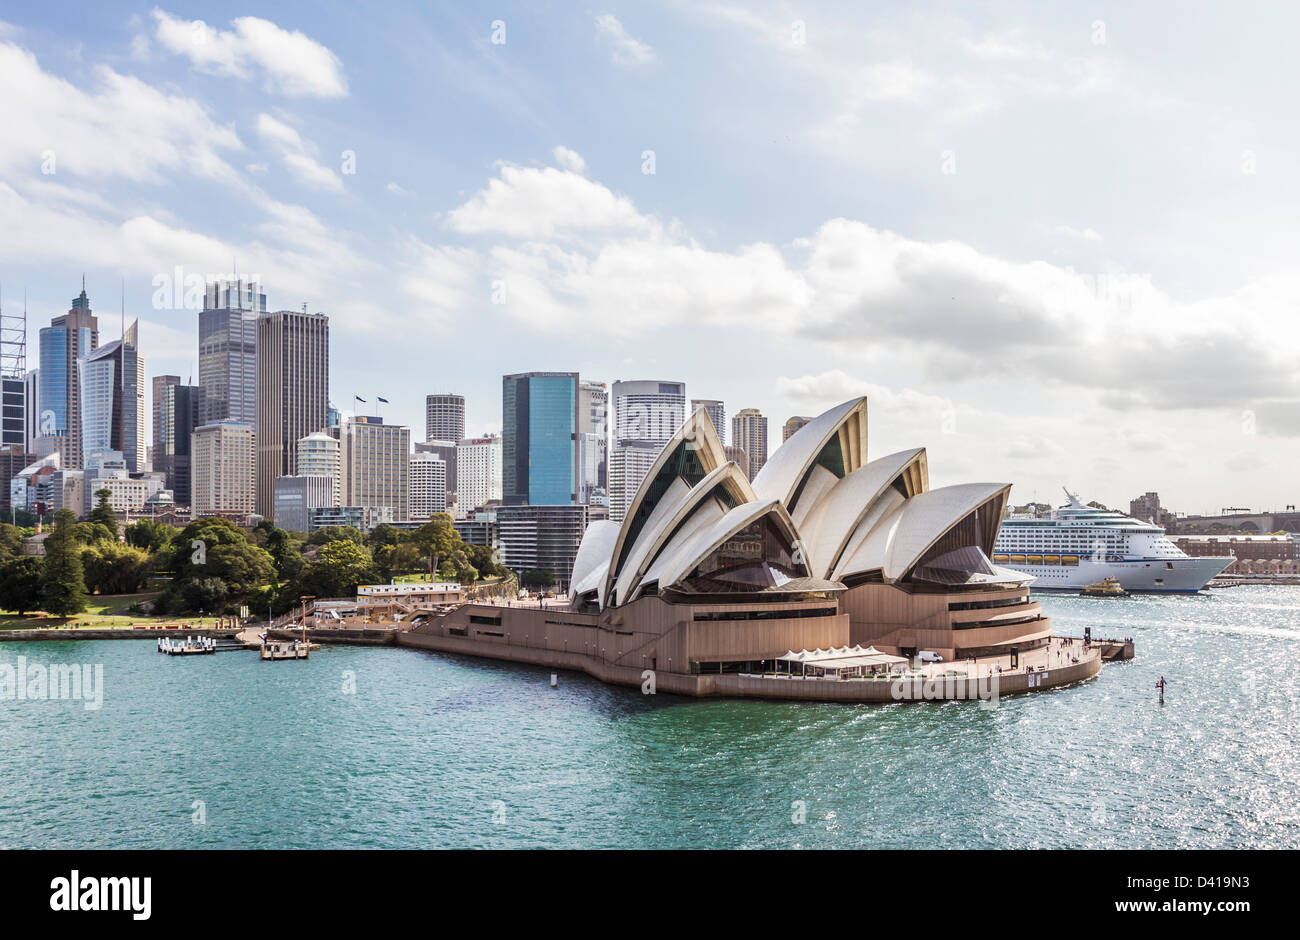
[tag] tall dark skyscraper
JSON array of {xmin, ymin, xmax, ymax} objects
[
  {"xmin": 198, "ymin": 278, "xmax": 264, "ymax": 426},
  {"xmin": 39, "ymin": 282, "xmax": 99, "ymax": 468},
  {"xmin": 502, "ymin": 372, "xmax": 579, "ymax": 506},
  {"xmin": 0, "ymin": 289, "xmax": 26, "ymax": 451},
  {"xmin": 255, "ymin": 309, "xmax": 329, "ymax": 518},
  {"xmin": 154, "ymin": 381, "xmax": 202, "ymax": 507}
]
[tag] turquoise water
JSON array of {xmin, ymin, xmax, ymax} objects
[{"xmin": 1, "ymin": 586, "xmax": 1297, "ymax": 849}]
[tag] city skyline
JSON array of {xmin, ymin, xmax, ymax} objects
[{"xmin": 3, "ymin": 4, "xmax": 1300, "ymax": 515}]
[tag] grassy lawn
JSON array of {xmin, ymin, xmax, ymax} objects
[{"xmin": 0, "ymin": 592, "xmax": 226, "ymax": 631}]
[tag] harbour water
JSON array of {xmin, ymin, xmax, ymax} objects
[{"xmin": 1, "ymin": 586, "xmax": 1297, "ymax": 849}]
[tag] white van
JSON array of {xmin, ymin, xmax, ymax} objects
[{"xmin": 917, "ymin": 651, "xmax": 944, "ymax": 663}]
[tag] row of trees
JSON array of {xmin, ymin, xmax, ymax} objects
[{"xmin": 0, "ymin": 494, "xmax": 509, "ymax": 618}]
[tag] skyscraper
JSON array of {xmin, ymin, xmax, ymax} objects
[
  {"xmin": 79, "ymin": 319, "xmax": 144, "ymax": 472},
  {"xmin": 578, "ymin": 380, "xmax": 608, "ymax": 506},
  {"xmin": 502, "ymin": 372, "xmax": 579, "ymax": 506},
  {"xmin": 154, "ymin": 382, "xmax": 201, "ymax": 507},
  {"xmin": 191, "ymin": 422, "xmax": 256, "ymax": 515},
  {"xmin": 691, "ymin": 399, "xmax": 726, "ymax": 446},
  {"xmin": 255, "ymin": 309, "xmax": 329, "ymax": 518},
  {"xmin": 39, "ymin": 283, "xmax": 98, "ymax": 468},
  {"xmin": 612, "ymin": 380, "xmax": 686, "ymax": 446},
  {"xmin": 199, "ymin": 278, "xmax": 264, "ymax": 426},
  {"xmin": 334, "ymin": 416, "xmax": 409, "ymax": 520},
  {"xmin": 296, "ymin": 431, "xmax": 341, "ymax": 506},
  {"xmin": 607, "ymin": 442, "xmax": 659, "ymax": 522},
  {"xmin": 1, "ymin": 289, "xmax": 27, "ymax": 450},
  {"xmin": 425, "ymin": 393, "xmax": 465, "ymax": 443},
  {"xmin": 732, "ymin": 408, "xmax": 768, "ymax": 482},
  {"xmin": 152, "ymin": 375, "xmax": 179, "ymax": 461},
  {"xmin": 609, "ymin": 379, "xmax": 685, "ymax": 520},
  {"xmin": 456, "ymin": 435, "xmax": 502, "ymax": 515},
  {"xmin": 783, "ymin": 416, "xmax": 813, "ymax": 442},
  {"xmin": 408, "ymin": 451, "xmax": 447, "ymax": 521}
]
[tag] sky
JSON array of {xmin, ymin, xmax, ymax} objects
[{"xmin": 2, "ymin": 1, "xmax": 1299, "ymax": 517}]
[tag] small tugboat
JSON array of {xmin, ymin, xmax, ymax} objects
[
  {"xmin": 158, "ymin": 635, "xmax": 217, "ymax": 655},
  {"xmin": 1080, "ymin": 576, "xmax": 1129, "ymax": 597}
]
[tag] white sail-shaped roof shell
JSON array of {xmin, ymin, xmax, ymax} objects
[
  {"xmin": 797, "ymin": 447, "xmax": 927, "ymax": 579},
  {"xmin": 612, "ymin": 461, "xmax": 755, "ymax": 606},
  {"xmin": 569, "ymin": 519, "xmax": 622, "ymax": 607},
  {"xmin": 834, "ymin": 482, "xmax": 1011, "ymax": 582},
  {"xmin": 570, "ymin": 397, "xmax": 1017, "ymax": 610},
  {"xmin": 604, "ymin": 407, "xmax": 728, "ymax": 600},
  {"xmin": 653, "ymin": 499, "xmax": 807, "ymax": 594},
  {"xmin": 751, "ymin": 397, "xmax": 868, "ymax": 523}
]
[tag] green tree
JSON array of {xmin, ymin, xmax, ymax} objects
[
  {"xmin": 264, "ymin": 526, "xmax": 304, "ymax": 582},
  {"xmin": 412, "ymin": 514, "xmax": 459, "ymax": 576},
  {"xmin": 297, "ymin": 540, "xmax": 376, "ymax": 598},
  {"xmin": 81, "ymin": 542, "xmax": 153, "ymax": 595},
  {"xmin": 86, "ymin": 488, "xmax": 120, "ymax": 534},
  {"xmin": 124, "ymin": 519, "xmax": 176, "ymax": 553},
  {"xmin": 0, "ymin": 556, "xmax": 43, "ymax": 615},
  {"xmin": 467, "ymin": 544, "xmax": 505, "ymax": 579},
  {"xmin": 206, "ymin": 541, "xmax": 276, "ymax": 596},
  {"xmin": 306, "ymin": 525, "xmax": 365, "ymax": 547},
  {"xmin": 374, "ymin": 541, "xmax": 421, "ymax": 580},
  {"xmin": 40, "ymin": 509, "xmax": 88, "ymax": 616},
  {"xmin": 182, "ymin": 576, "xmax": 229, "ymax": 613},
  {"xmin": 74, "ymin": 521, "xmax": 118, "ymax": 544},
  {"xmin": 367, "ymin": 523, "xmax": 401, "ymax": 550},
  {"xmin": 0, "ymin": 523, "xmax": 23, "ymax": 563}
]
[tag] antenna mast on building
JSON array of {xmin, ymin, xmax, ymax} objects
[{"xmin": 0, "ymin": 282, "xmax": 28, "ymax": 378}]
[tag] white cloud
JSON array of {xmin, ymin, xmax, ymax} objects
[
  {"xmin": 256, "ymin": 113, "xmax": 343, "ymax": 192},
  {"xmin": 0, "ymin": 41, "xmax": 243, "ymax": 184},
  {"xmin": 446, "ymin": 163, "xmax": 651, "ymax": 238},
  {"xmin": 386, "ymin": 182, "xmax": 410, "ymax": 196},
  {"xmin": 552, "ymin": 145, "xmax": 586, "ymax": 174},
  {"xmin": 427, "ymin": 153, "xmax": 1300, "ymax": 424},
  {"xmin": 595, "ymin": 14, "xmax": 656, "ymax": 67},
  {"xmin": 152, "ymin": 9, "xmax": 348, "ymax": 98}
]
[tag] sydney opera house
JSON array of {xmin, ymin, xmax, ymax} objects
[{"xmin": 402, "ymin": 398, "xmax": 1111, "ymax": 700}]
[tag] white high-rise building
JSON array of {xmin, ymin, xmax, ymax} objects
[
  {"xmin": 579, "ymin": 380, "xmax": 608, "ymax": 506},
  {"xmin": 456, "ymin": 435, "xmax": 501, "ymax": 517},
  {"xmin": 408, "ymin": 452, "xmax": 448, "ymax": 521},
  {"xmin": 608, "ymin": 380, "xmax": 684, "ymax": 521},
  {"xmin": 191, "ymin": 422, "xmax": 256, "ymax": 514},
  {"xmin": 611, "ymin": 380, "xmax": 686, "ymax": 447},
  {"xmin": 608, "ymin": 441, "xmax": 659, "ymax": 523},
  {"xmin": 296, "ymin": 431, "xmax": 341, "ymax": 506}
]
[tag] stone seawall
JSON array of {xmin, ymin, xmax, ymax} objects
[{"xmin": 0, "ymin": 628, "xmax": 241, "ymax": 642}]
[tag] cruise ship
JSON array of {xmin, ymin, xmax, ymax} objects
[{"xmin": 993, "ymin": 489, "xmax": 1233, "ymax": 593}]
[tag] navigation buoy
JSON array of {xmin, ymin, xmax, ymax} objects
[
  {"xmin": 1156, "ymin": 675, "xmax": 1166, "ymax": 704},
  {"xmin": 550, "ymin": 674, "xmax": 558, "ymax": 688}
]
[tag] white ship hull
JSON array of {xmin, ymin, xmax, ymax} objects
[{"xmin": 1003, "ymin": 555, "xmax": 1232, "ymax": 593}]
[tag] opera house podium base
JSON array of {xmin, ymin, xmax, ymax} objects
[{"xmin": 397, "ymin": 599, "xmax": 1105, "ymax": 703}]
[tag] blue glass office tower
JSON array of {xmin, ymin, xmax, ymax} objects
[
  {"xmin": 502, "ymin": 372, "xmax": 579, "ymax": 506},
  {"xmin": 38, "ymin": 284, "xmax": 98, "ymax": 468}
]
